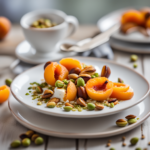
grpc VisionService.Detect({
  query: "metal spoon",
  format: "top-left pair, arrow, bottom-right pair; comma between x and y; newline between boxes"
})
60,24 -> 119,52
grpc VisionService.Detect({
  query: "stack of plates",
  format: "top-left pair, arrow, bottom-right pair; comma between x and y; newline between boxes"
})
97,8 -> 150,54
9,57 -> 150,138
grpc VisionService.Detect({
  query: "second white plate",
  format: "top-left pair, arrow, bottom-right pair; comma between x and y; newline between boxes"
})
10,57 -> 150,118
9,94 -> 150,138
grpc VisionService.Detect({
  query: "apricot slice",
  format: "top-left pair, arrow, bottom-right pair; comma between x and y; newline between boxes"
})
112,83 -> 130,92
0,85 -> 10,103
86,77 -> 113,101
65,81 -> 77,101
44,62 -> 69,86
121,10 -> 144,25
60,58 -> 82,71
110,83 -> 134,100
0,17 -> 11,40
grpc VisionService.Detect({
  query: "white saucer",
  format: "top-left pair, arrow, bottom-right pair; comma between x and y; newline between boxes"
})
9,94 -> 150,138
11,57 -> 150,118
110,37 -> 150,54
15,41 -> 77,64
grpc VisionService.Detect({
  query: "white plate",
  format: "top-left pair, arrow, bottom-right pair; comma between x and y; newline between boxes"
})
109,37 -> 150,54
15,41 -> 77,65
10,57 -> 150,118
9,94 -> 150,138
97,8 -> 150,43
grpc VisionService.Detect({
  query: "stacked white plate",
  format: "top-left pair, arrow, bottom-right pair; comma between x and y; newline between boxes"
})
97,8 -> 150,54
9,57 -> 150,138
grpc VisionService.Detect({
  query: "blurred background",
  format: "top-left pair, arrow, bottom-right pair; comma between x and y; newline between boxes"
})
0,0 -> 150,24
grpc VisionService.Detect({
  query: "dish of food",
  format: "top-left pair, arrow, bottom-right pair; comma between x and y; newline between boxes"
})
9,94 -> 150,138
11,57 -> 150,118
97,8 -> 150,43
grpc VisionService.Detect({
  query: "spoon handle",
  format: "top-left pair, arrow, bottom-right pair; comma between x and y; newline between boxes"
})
69,24 -> 119,52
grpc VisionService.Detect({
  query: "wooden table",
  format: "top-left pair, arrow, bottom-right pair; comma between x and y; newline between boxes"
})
0,25 -> 150,150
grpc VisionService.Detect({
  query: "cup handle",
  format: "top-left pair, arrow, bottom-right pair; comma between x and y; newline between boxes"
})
66,15 -> 78,37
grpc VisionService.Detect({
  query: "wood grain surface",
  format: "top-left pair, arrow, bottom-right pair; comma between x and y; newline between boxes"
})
0,25 -> 150,150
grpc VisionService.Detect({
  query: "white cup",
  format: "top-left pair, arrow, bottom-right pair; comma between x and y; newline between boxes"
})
20,9 -> 78,53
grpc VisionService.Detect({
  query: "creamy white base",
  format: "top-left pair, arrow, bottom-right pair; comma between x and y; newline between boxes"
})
52,88 -> 66,102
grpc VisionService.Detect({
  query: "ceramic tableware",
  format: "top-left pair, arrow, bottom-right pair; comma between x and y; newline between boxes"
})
9,94 -> 150,138
21,9 -> 78,54
11,57 -> 150,118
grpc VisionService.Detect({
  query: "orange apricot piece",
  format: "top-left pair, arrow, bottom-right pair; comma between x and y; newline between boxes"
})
110,83 -> 134,100
121,10 -> 144,25
65,81 -> 77,101
86,77 -> 113,101
0,17 -> 11,39
44,62 -> 69,86
60,58 -> 82,71
110,88 -> 134,100
55,64 -> 69,81
0,85 -> 10,103
112,82 -> 130,92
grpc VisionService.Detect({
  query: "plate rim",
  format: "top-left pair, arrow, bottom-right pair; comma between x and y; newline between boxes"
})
110,38 -> 150,54
8,95 -> 150,138
10,56 -> 150,118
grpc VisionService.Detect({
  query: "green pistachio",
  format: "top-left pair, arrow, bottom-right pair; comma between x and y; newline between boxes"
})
116,119 -> 127,127
55,80 -> 64,88
25,93 -> 29,95
77,77 -> 85,87
63,106 -> 72,111
70,79 -> 75,83
63,79 -> 69,84
130,55 -> 138,62
91,75 -> 95,78
118,78 -> 124,83
22,138 -> 31,147
133,63 -> 138,68
26,130 -> 34,138
94,73 -> 99,77
135,147 -> 141,150
5,78 -> 12,86
110,102 -> 114,108
110,148 -> 115,150
36,86 -> 43,93
35,137 -> 44,145
37,102 -> 42,105
128,118 -> 137,124
47,102 -> 56,108
87,103 -> 95,110
130,137 -> 139,145
31,134 -> 39,141
11,140 -> 21,148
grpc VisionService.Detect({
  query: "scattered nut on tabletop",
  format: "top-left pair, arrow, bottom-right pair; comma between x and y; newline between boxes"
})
130,137 -> 139,145
5,78 -> 12,86
22,138 -> 31,147
31,134 -> 39,141
35,137 -> 44,145
130,54 -> 138,62
11,140 -> 21,148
